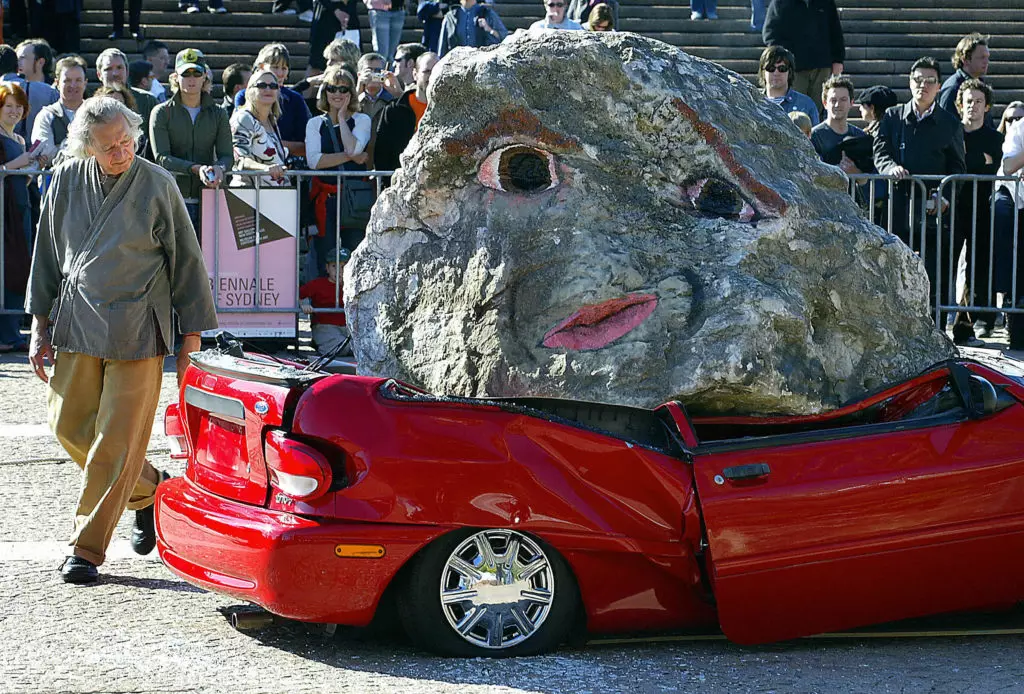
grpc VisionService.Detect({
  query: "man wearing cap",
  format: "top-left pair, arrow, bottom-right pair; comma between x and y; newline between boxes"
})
300,247 -> 353,356
856,85 -> 897,138
150,48 -> 233,233
26,97 -> 217,584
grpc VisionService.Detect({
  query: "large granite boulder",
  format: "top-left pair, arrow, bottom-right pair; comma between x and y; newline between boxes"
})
345,31 -> 956,415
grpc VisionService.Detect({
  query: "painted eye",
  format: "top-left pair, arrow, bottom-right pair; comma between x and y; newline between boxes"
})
682,177 -> 759,223
478,145 -> 559,193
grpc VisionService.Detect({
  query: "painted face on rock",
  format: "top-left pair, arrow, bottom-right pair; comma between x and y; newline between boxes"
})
348,32 -> 953,413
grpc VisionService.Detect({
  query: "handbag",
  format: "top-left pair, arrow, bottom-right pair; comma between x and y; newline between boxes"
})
322,117 -> 377,241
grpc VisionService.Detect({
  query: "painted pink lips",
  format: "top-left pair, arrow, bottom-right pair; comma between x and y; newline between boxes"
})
542,294 -> 658,351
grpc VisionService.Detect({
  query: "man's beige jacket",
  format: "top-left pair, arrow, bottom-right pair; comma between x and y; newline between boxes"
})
26,156 -> 218,360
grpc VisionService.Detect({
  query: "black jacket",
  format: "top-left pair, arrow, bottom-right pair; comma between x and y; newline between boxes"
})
310,0 -> 361,71
374,89 -> 418,177
938,69 -> 995,129
873,101 -> 966,187
762,0 -> 845,72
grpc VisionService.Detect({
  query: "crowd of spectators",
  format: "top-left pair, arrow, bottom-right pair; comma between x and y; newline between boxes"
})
759,26 -> 1022,348
0,2 -> 1022,352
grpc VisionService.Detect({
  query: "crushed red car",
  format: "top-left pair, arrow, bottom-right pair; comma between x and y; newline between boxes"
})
156,340 -> 1024,656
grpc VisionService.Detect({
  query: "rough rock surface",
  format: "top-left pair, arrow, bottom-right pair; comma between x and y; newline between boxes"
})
346,31 -> 956,415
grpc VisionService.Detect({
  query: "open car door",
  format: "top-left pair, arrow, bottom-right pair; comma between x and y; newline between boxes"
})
691,363 -> 1024,644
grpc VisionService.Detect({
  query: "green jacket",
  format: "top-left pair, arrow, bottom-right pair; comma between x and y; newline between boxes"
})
150,91 -> 233,200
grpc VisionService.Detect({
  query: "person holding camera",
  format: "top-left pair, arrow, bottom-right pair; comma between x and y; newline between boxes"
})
150,48 -> 233,234
438,0 -> 508,57
356,52 -> 403,166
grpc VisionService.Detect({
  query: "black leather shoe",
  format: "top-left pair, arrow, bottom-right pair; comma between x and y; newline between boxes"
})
131,470 -> 169,555
131,29 -> 145,41
60,556 -> 98,584
108,30 -> 123,41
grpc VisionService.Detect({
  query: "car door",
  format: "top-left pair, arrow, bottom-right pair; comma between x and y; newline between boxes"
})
691,369 -> 1024,644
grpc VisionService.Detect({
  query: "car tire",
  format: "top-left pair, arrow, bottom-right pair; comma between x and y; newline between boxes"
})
397,528 -> 580,657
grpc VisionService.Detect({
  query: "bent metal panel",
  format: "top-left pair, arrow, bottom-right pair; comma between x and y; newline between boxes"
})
201,188 -> 298,338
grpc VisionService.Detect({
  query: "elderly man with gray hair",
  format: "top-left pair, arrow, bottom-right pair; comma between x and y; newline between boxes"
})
25,97 -> 218,585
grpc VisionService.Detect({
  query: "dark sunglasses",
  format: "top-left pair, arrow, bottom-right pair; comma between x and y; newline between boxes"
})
324,84 -> 352,94
764,64 -> 789,73
181,69 -> 204,78
254,81 -> 280,90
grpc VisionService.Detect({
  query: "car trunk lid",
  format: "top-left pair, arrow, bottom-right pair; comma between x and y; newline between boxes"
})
179,350 -> 326,506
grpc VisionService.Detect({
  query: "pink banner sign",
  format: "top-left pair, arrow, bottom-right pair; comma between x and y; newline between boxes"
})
201,188 -> 298,338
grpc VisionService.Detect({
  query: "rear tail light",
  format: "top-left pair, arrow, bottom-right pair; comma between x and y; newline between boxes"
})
165,403 -> 189,459
264,430 -> 333,501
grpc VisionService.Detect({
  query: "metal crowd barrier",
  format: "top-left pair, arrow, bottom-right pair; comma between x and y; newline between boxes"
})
3,168 -> 1023,337
848,173 -> 1024,327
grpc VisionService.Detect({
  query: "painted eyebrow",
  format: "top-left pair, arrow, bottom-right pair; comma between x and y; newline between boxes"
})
443,106 -> 581,158
672,98 -> 788,216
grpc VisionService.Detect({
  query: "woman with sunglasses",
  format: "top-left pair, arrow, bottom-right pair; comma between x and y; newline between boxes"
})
305,66 -> 370,275
229,70 -> 290,188
998,101 -> 1024,137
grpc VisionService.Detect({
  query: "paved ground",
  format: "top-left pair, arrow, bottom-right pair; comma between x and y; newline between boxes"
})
2,336 -> 1024,694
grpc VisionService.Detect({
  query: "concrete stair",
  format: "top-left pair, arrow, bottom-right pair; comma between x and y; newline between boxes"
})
14,0 -> 1024,112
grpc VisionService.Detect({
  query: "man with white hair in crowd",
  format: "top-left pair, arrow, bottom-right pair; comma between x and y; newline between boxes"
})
530,0 -> 582,29
25,96 -> 217,585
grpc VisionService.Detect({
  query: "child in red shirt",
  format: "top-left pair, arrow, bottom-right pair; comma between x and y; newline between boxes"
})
300,247 -> 352,356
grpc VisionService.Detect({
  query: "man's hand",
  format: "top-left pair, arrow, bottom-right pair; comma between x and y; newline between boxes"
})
382,71 -> 403,98
335,8 -> 349,27
177,333 -> 202,387
476,16 -> 493,34
832,62 -> 844,76
839,152 -> 861,175
890,166 -> 912,180
350,152 -> 369,165
300,298 -> 314,315
199,165 -> 223,188
29,316 -> 55,384
268,164 -> 286,181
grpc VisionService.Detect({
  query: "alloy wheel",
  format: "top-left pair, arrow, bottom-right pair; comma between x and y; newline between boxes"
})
438,529 -> 556,650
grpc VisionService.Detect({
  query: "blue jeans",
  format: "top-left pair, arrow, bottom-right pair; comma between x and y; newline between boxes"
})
993,189 -> 1024,301
749,0 -> 765,30
689,0 -> 717,17
368,9 -> 406,66
0,290 -> 26,347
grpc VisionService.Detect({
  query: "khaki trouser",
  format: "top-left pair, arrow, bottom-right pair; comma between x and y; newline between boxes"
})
47,352 -> 165,566
792,67 -> 831,115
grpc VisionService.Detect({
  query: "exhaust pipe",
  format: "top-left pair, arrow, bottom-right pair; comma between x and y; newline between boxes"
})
229,610 -> 274,631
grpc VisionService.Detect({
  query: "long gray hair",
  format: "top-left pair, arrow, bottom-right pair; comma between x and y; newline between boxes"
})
64,97 -> 144,160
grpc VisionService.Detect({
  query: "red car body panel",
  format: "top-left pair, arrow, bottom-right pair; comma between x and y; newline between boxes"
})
157,478 -> 445,624
155,352 -> 1024,644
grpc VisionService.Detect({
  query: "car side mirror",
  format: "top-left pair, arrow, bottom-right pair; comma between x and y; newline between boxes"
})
968,374 -> 1000,417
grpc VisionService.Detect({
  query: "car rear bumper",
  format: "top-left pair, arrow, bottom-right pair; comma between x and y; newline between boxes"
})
155,477 -> 445,625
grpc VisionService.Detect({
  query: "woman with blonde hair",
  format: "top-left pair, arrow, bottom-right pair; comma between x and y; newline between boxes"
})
229,69 -> 289,187
305,66 -> 371,273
